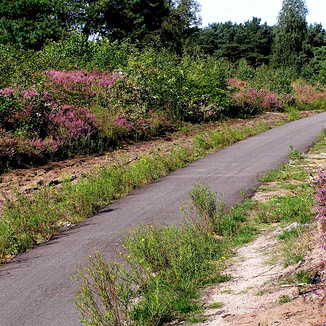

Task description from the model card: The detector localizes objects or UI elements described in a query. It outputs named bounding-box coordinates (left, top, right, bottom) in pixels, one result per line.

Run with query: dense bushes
left=0, top=37, right=325, bottom=171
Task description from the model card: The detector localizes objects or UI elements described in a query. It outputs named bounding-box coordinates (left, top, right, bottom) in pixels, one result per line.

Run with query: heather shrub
left=0, top=38, right=322, bottom=171
left=230, top=88, right=284, bottom=116
left=292, top=81, right=326, bottom=110
left=0, top=88, right=52, bottom=137
left=45, top=69, right=122, bottom=106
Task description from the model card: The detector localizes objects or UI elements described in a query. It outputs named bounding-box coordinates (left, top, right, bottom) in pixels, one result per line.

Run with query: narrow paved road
left=1, top=113, right=326, bottom=326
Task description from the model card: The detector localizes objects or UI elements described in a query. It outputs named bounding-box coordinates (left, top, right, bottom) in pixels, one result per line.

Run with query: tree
left=194, top=18, right=273, bottom=65
left=158, top=0, right=201, bottom=53
left=272, top=0, right=308, bottom=67
left=81, top=0, right=200, bottom=52
left=79, top=0, right=170, bottom=41
left=0, top=0, right=79, bottom=50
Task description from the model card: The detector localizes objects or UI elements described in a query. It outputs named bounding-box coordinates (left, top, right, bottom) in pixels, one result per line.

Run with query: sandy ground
left=193, top=151, right=326, bottom=326
left=197, top=228, right=325, bottom=326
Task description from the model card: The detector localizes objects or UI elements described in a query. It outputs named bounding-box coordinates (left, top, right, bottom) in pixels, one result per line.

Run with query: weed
left=75, top=185, right=257, bottom=325
left=256, top=289, right=267, bottom=296
left=257, top=195, right=313, bottom=225
left=277, top=295, right=292, bottom=304
left=259, top=164, right=308, bottom=183
left=186, top=315, right=208, bottom=323
left=288, top=146, right=304, bottom=160
left=295, top=270, right=313, bottom=284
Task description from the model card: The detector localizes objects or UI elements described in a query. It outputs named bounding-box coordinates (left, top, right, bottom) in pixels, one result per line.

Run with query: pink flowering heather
left=115, top=116, right=134, bottom=130
left=49, top=105, right=98, bottom=140
left=45, top=70, right=121, bottom=93
left=231, top=88, right=283, bottom=111
left=0, top=88, right=15, bottom=96
left=228, top=78, right=247, bottom=90
left=22, top=90, right=39, bottom=99
left=28, top=137, right=63, bottom=153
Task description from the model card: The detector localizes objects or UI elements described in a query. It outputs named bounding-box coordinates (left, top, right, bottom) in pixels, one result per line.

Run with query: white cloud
left=199, top=0, right=326, bottom=27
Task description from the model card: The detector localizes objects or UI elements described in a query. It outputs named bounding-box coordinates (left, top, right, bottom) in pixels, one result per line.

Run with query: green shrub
left=119, top=49, right=232, bottom=122
left=88, top=40, right=135, bottom=71
left=249, top=65, right=294, bottom=94
left=235, top=59, right=255, bottom=81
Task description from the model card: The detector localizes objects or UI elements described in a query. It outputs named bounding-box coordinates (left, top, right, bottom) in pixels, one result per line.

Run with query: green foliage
left=118, top=49, right=232, bottom=122
left=235, top=59, right=255, bottom=81
left=273, top=0, right=308, bottom=68
left=0, top=0, right=77, bottom=50
left=278, top=295, right=292, bottom=304
left=294, top=270, right=313, bottom=283
left=196, top=18, right=273, bottom=66
left=257, top=195, right=313, bottom=224
left=207, top=302, right=224, bottom=309
left=88, top=40, right=136, bottom=71
left=35, top=34, right=97, bottom=70
left=306, top=46, right=326, bottom=85
left=249, top=65, right=294, bottom=94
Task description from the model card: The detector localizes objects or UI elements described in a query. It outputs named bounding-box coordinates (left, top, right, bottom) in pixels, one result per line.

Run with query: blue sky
left=199, top=0, right=326, bottom=27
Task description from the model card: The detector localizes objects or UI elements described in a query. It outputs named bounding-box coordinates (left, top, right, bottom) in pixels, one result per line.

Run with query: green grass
left=259, top=163, right=308, bottom=183
left=277, top=295, right=292, bottom=304
left=281, top=270, right=314, bottom=284
left=259, top=194, right=313, bottom=224
left=0, top=118, right=290, bottom=261
left=256, top=147, right=318, bottom=268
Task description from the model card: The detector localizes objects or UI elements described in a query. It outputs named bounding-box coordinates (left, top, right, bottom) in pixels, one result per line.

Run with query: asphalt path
left=1, top=113, right=326, bottom=326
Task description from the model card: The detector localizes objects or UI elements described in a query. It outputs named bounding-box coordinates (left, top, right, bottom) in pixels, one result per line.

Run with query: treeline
left=0, top=0, right=325, bottom=72
left=0, top=0, right=199, bottom=52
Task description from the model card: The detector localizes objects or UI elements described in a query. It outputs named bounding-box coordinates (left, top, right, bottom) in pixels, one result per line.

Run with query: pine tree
left=273, top=0, right=308, bottom=67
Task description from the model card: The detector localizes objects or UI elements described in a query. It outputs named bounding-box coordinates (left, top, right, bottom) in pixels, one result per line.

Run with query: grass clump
left=257, top=194, right=313, bottom=225
left=277, top=295, right=292, bottom=304
left=75, top=185, right=256, bottom=326
left=259, top=163, right=308, bottom=183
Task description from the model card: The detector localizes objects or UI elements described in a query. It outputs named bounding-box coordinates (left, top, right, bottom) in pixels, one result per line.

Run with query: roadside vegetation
left=0, top=117, right=292, bottom=261
left=74, top=131, right=326, bottom=326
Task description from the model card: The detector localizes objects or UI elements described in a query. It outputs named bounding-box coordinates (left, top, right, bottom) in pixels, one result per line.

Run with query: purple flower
left=49, top=105, right=98, bottom=140
left=0, top=88, right=15, bottom=96
left=22, top=90, right=39, bottom=98
left=115, top=116, right=134, bottom=130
